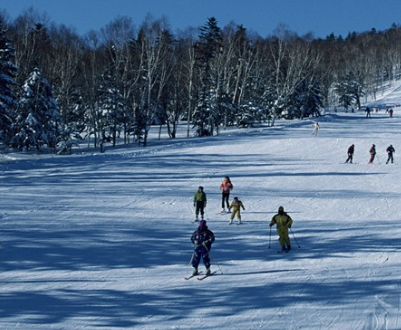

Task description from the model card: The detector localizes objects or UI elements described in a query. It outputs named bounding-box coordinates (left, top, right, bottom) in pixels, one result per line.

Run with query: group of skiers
left=345, top=144, right=395, bottom=164
left=193, top=176, right=245, bottom=224
left=190, top=176, right=293, bottom=276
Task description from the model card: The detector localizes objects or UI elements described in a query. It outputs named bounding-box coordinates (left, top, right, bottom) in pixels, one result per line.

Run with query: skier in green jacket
left=193, top=186, right=207, bottom=221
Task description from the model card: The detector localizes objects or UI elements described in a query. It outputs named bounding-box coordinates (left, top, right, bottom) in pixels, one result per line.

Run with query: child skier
left=269, top=206, right=293, bottom=252
left=193, top=186, right=207, bottom=221
left=228, top=197, right=245, bottom=224
left=190, top=220, right=215, bottom=276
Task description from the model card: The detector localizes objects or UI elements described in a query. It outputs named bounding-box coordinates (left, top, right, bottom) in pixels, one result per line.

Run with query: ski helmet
left=278, top=206, right=284, bottom=213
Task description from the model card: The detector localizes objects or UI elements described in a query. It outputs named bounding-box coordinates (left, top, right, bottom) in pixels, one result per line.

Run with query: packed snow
left=1, top=88, right=401, bottom=329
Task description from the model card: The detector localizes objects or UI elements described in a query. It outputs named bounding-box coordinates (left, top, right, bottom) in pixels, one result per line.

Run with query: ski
left=277, top=250, right=289, bottom=254
left=185, top=274, right=197, bottom=280
left=185, top=272, right=202, bottom=280
left=197, top=271, right=216, bottom=280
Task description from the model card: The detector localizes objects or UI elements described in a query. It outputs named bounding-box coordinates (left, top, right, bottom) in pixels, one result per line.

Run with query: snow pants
left=222, top=193, right=230, bottom=209
left=345, top=154, right=353, bottom=163
left=195, top=201, right=205, bottom=217
left=387, top=153, right=394, bottom=164
left=369, top=154, right=375, bottom=163
left=230, top=209, right=241, bottom=220
left=276, top=227, right=291, bottom=246
left=192, top=246, right=211, bottom=269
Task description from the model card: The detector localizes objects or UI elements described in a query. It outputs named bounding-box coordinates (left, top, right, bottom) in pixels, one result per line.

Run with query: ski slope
left=1, top=94, right=401, bottom=329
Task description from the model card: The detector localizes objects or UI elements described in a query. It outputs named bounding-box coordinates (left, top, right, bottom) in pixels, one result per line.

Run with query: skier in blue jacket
left=190, top=220, right=215, bottom=276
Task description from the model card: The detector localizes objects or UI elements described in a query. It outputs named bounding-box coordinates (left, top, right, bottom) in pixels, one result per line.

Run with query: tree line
left=1, top=8, right=400, bottom=152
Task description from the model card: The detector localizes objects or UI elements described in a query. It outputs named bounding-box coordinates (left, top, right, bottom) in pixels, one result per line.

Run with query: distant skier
left=345, top=144, right=355, bottom=163
left=228, top=197, right=245, bottom=225
left=368, top=144, right=376, bottom=164
left=312, top=122, right=320, bottom=136
left=193, top=186, right=207, bottom=221
left=190, top=220, right=215, bottom=276
left=220, top=176, right=233, bottom=213
left=269, top=206, right=293, bottom=253
left=365, top=107, right=371, bottom=118
left=386, top=145, right=395, bottom=164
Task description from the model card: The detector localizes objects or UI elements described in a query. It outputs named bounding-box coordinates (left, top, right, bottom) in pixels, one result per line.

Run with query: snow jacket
left=191, top=227, right=215, bottom=253
left=347, top=145, right=354, bottom=155
left=229, top=199, right=245, bottom=212
left=270, top=213, right=293, bottom=230
left=220, top=181, right=233, bottom=194
left=387, top=146, right=395, bottom=154
left=193, top=191, right=207, bottom=203
left=370, top=146, right=376, bottom=155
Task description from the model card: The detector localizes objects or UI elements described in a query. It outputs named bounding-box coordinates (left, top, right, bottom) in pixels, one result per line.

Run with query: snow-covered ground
left=1, top=91, right=401, bottom=329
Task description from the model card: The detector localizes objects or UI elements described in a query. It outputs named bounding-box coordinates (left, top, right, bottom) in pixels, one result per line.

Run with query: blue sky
left=1, top=0, right=401, bottom=38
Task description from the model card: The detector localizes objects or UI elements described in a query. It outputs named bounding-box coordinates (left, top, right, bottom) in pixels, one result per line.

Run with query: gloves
left=269, top=223, right=273, bottom=227
left=194, top=240, right=199, bottom=246
left=193, top=203, right=196, bottom=207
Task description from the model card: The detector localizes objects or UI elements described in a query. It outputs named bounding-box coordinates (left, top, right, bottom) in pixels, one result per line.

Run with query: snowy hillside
left=1, top=92, right=401, bottom=329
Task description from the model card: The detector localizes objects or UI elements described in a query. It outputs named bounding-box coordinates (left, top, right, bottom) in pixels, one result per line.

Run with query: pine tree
left=193, top=17, right=222, bottom=136
left=97, top=72, right=128, bottom=148
left=0, top=19, right=18, bottom=144
left=334, top=73, right=364, bottom=112
left=11, top=68, right=60, bottom=151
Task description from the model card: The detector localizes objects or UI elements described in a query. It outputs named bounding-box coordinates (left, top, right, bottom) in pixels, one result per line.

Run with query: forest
left=0, top=8, right=400, bottom=152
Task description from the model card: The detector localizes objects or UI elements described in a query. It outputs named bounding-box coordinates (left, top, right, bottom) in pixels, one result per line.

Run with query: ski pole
left=188, top=252, right=195, bottom=266
left=209, top=253, right=224, bottom=274
left=376, top=154, right=381, bottom=164
left=268, top=226, right=272, bottom=249
left=290, top=228, right=300, bottom=248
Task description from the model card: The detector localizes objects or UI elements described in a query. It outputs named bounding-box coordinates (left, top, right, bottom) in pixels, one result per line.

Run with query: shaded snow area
left=1, top=101, right=401, bottom=329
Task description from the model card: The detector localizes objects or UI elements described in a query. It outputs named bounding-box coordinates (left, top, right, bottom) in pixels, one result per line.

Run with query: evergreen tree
left=0, top=19, right=18, bottom=144
left=334, top=73, right=363, bottom=112
left=193, top=17, right=222, bottom=136
left=11, top=68, right=60, bottom=151
left=97, top=72, right=128, bottom=148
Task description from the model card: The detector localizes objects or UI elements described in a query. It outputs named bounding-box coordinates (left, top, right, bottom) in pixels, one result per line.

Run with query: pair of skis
left=185, top=271, right=216, bottom=281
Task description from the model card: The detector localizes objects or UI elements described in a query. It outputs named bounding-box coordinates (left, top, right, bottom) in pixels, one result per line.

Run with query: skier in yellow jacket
left=270, top=206, right=293, bottom=252
left=228, top=197, right=245, bottom=225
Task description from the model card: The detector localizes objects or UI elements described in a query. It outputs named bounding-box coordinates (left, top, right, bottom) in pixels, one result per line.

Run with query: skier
left=368, top=144, right=376, bottom=164
left=386, top=144, right=395, bottom=164
left=220, top=176, right=233, bottom=213
left=228, top=197, right=245, bottom=225
left=345, top=144, right=355, bottom=163
left=269, top=206, right=293, bottom=253
left=190, top=220, right=215, bottom=276
left=365, top=107, right=371, bottom=118
left=312, top=122, right=320, bottom=136
left=193, top=186, right=207, bottom=221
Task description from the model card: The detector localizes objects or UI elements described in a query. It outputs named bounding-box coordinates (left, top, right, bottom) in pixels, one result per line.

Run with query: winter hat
left=199, top=220, right=207, bottom=229
left=278, top=206, right=284, bottom=213
left=199, top=186, right=204, bottom=190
